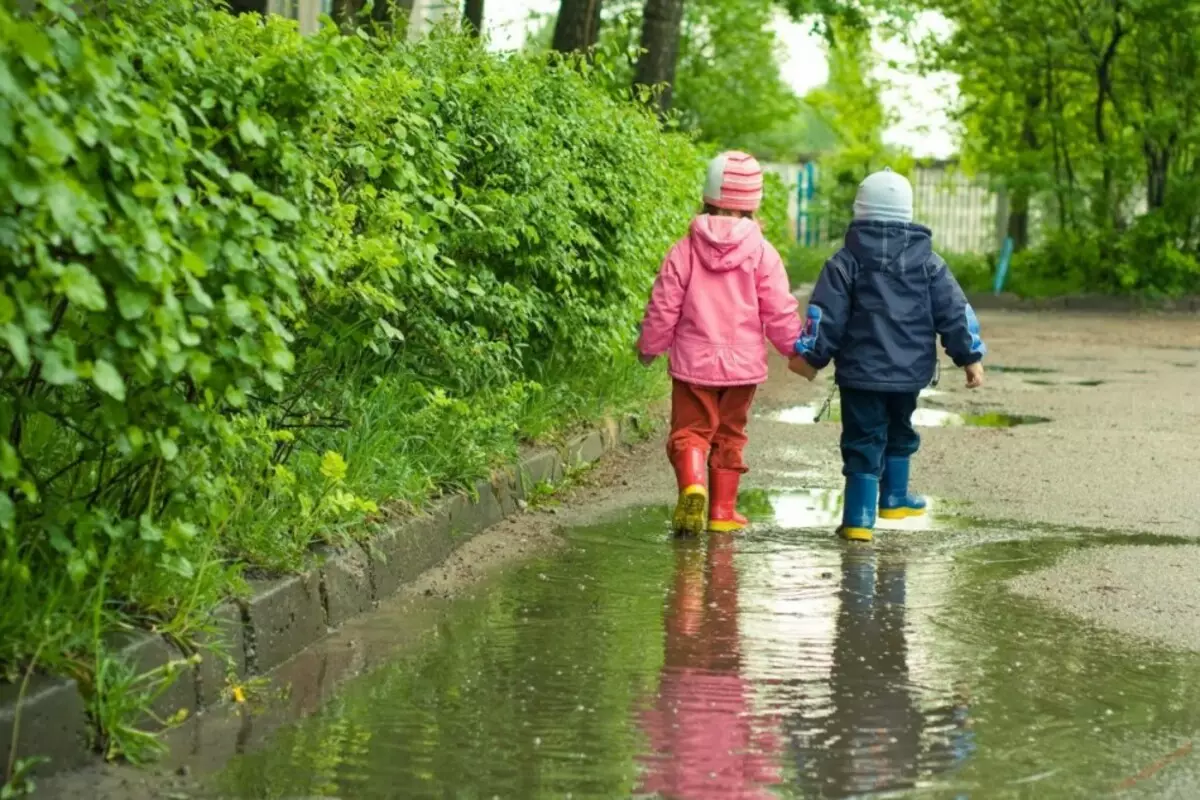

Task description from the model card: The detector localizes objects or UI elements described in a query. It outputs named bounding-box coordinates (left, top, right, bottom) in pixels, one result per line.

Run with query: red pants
left=667, top=380, right=758, bottom=474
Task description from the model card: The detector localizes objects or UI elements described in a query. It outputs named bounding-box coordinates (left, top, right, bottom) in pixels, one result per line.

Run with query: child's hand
left=789, top=356, right=817, bottom=381
left=639, top=352, right=657, bottom=367
left=965, top=362, right=984, bottom=389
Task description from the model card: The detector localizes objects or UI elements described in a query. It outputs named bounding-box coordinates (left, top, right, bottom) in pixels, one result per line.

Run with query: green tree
left=921, top=0, right=1200, bottom=294
left=805, top=22, right=911, bottom=236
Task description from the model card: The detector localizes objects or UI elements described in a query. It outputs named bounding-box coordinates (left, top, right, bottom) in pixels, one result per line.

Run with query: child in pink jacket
left=638, top=151, right=802, bottom=535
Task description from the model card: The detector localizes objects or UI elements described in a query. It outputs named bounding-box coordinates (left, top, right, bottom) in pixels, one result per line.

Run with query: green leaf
left=46, top=180, right=82, bottom=231
left=116, top=288, right=151, bottom=321
left=255, top=192, right=300, bottom=222
left=41, top=349, right=78, bottom=386
left=25, top=114, right=74, bottom=166
left=139, top=515, right=163, bottom=543
left=320, top=451, right=348, bottom=483
left=159, top=437, right=179, bottom=462
left=0, top=293, right=14, bottom=326
left=91, top=359, right=126, bottom=401
left=237, top=114, right=266, bottom=147
left=0, top=495, right=13, bottom=531
left=0, top=442, right=18, bottom=481
left=67, top=553, right=89, bottom=585
left=228, top=172, right=255, bottom=194
left=60, top=264, right=107, bottom=311
left=0, top=324, right=30, bottom=369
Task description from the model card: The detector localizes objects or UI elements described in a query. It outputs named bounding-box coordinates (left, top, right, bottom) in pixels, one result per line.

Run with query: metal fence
left=764, top=160, right=1008, bottom=255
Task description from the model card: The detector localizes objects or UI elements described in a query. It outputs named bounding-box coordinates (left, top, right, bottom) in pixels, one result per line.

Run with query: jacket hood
left=689, top=214, right=764, bottom=273
left=845, top=220, right=932, bottom=271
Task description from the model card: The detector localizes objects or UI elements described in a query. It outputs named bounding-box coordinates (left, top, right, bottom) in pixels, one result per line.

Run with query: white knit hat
left=853, top=168, right=913, bottom=223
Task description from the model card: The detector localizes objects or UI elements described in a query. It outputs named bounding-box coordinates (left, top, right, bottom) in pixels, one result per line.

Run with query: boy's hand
left=965, top=362, right=984, bottom=389
left=639, top=352, right=657, bottom=367
left=789, top=356, right=818, bottom=381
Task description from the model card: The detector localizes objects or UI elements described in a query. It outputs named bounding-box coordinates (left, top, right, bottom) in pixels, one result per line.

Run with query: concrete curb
left=1, top=413, right=648, bottom=779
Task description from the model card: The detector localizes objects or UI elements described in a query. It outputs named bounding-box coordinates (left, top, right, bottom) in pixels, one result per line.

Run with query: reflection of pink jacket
left=640, top=670, right=781, bottom=800
left=638, top=536, right=781, bottom=800
left=638, top=215, right=801, bottom=387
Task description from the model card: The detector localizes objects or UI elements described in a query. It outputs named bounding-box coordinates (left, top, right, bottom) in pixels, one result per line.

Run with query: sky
left=481, top=0, right=959, bottom=159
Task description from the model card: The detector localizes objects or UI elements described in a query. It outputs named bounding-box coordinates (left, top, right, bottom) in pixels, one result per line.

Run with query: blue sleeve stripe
left=965, top=304, right=986, bottom=357
left=795, top=304, right=822, bottom=356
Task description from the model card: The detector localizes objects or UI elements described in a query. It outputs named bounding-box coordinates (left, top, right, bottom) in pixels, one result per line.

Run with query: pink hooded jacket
left=638, top=216, right=801, bottom=387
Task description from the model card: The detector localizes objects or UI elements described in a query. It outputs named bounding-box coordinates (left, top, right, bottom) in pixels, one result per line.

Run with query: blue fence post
left=993, top=236, right=1014, bottom=295
left=797, top=162, right=816, bottom=246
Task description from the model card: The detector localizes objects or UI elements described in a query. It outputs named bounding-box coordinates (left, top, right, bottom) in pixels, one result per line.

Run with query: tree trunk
left=1008, top=91, right=1041, bottom=252
left=1144, top=144, right=1171, bottom=211
left=552, top=0, right=603, bottom=54
left=1007, top=190, right=1030, bottom=252
left=633, top=0, right=685, bottom=116
left=226, top=0, right=267, bottom=13
left=463, top=0, right=483, bottom=36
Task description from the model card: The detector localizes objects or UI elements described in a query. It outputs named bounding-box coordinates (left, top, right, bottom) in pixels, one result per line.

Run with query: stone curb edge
left=0, top=414, right=648, bottom=780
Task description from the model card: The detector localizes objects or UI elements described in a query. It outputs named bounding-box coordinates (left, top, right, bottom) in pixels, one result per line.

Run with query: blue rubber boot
left=879, top=456, right=927, bottom=520
left=839, top=473, right=878, bottom=542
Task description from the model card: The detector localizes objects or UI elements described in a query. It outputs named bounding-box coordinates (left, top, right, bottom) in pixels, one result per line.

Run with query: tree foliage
left=0, top=0, right=699, bottom=702
left=804, top=22, right=912, bottom=236
left=922, top=0, right=1200, bottom=294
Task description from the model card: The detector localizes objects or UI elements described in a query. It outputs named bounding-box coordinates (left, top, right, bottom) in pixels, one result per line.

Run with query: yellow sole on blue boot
left=838, top=526, right=874, bottom=543
left=879, top=507, right=926, bottom=521
left=673, top=485, right=708, bottom=536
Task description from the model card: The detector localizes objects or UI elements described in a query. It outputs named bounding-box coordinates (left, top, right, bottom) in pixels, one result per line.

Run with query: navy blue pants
left=838, top=387, right=920, bottom=477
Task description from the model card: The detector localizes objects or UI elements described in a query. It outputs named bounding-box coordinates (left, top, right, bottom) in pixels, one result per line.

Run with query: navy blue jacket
left=796, top=221, right=985, bottom=393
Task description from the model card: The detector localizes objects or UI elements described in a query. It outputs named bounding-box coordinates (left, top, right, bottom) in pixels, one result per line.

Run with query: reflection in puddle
left=205, top=512, right=1200, bottom=799
left=776, top=404, right=821, bottom=425
left=748, top=488, right=938, bottom=532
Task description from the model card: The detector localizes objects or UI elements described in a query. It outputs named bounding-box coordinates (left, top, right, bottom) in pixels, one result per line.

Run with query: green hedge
left=0, top=0, right=700, bottom=747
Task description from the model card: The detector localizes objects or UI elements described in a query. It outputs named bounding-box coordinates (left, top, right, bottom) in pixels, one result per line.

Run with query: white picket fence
left=763, top=161, right=1009, bottom=254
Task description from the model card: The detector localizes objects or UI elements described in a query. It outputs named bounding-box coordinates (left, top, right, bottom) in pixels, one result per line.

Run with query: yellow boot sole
left=838, top=526, right=874, bottom=543
left=707, top=518, right=748, bottom=533
left=879, top=507, right=926, bottom=521
left=672, top=485, right=708, bottom=536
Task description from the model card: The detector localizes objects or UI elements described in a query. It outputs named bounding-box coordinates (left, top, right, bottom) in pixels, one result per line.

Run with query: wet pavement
left=189, top=507, right=1200, bottom=799
left=36, top=310, right=1200, bottom=799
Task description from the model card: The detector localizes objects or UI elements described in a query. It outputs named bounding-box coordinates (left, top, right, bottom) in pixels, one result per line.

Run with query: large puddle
left=199, top=508, right=1200, bottom=799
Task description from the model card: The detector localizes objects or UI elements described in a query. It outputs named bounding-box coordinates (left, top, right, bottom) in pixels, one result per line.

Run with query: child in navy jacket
left=790, top=169, right=986, bottom=542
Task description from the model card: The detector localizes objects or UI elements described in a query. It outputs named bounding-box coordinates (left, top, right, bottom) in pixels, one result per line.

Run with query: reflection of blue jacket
left=796, top=221, right=986, bottom=393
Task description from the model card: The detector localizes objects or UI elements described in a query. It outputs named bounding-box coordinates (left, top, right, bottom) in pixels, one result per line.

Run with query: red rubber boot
left=708, top=468, right=749, bottom=532
left=671, top=448, right=709, bottom=536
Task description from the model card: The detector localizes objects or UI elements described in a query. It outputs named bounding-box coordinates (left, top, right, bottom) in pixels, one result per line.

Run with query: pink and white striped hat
left=702, top=150, right=764, bottom=212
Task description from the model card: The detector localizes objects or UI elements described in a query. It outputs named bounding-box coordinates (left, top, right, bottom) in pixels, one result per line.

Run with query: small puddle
left=771, top=403, right=1049, bottom=429
left=990, top=365, right=1057, bottom=374
left=1026, top=378, right=1105, bottom=387
left=201, top=512, right=1200, bottom=799
left=741, top=487, right=941, bottom=532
